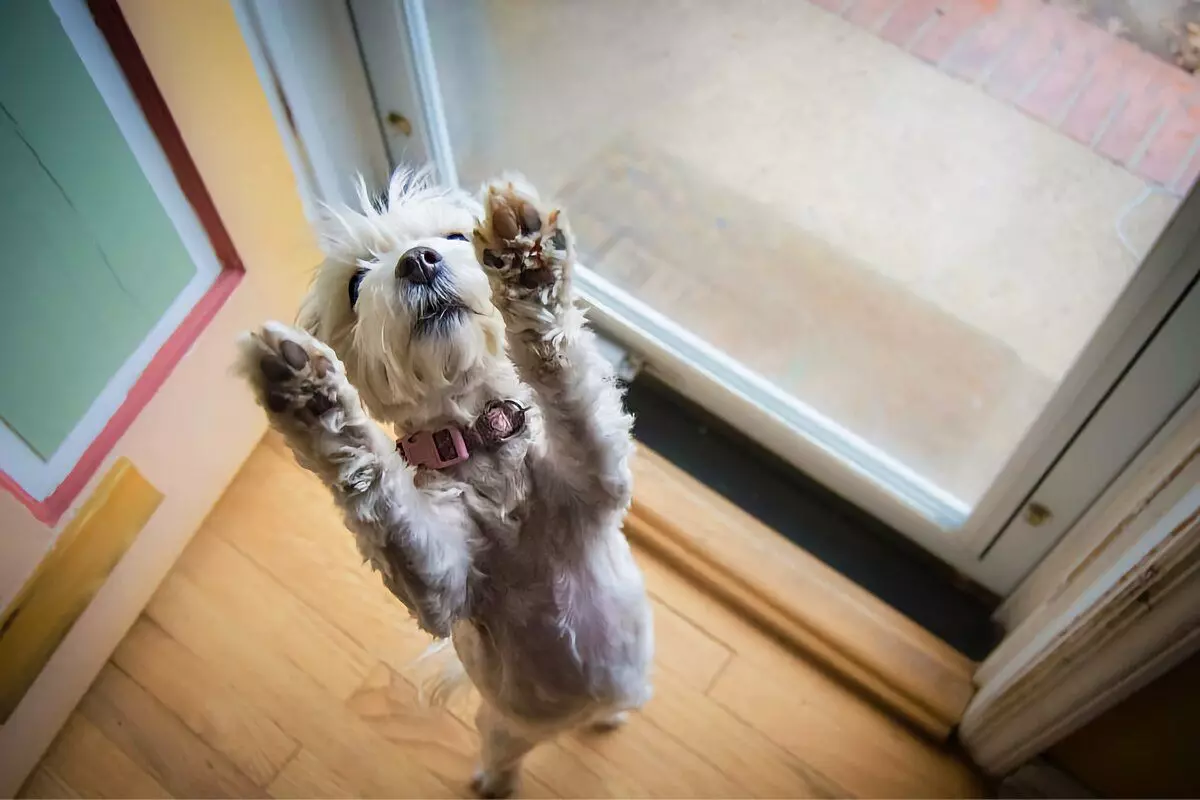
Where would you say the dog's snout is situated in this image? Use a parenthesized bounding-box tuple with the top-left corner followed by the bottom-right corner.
(397, 246, 443, 284)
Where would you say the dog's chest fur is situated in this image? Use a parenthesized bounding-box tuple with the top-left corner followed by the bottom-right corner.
(417, 421, 646, 717)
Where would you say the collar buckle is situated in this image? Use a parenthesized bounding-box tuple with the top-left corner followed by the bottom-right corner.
(398, 426, 470, 469)
(397, 398, 527, 470)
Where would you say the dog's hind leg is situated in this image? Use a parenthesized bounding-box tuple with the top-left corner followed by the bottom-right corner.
(472, 703, 539, 799)
(474, 177, 634, 510)
(236, 321, 473, 638)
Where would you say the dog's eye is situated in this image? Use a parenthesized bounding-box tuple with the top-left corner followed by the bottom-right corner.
(444, 232, 469, 242)
(348, 268, 367, 308)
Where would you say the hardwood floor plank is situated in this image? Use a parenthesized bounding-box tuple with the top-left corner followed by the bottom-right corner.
(347, 664, 557, 798)
(643, 547, 980, 796)
(639, 545, 853, 677)
(170, 532, 375, 701)
(520, 740, 642, 799)
(266, 749, 369, 799)
(31, 438, 981, 799)
(560, 712, 747, 798)
(648, 597, 732, 692)
(538, 731, 656, 798)
(111, 617, 298, 787)
(77, 664, 263, 798)
(422, 686, 638, 799)
(19, 767, 79, 799)
(642, 673, 846, 798)
(145, 569, 454, 798)
(636, 545, 775, 659)
(211, 442, 432, 677)
(710, 652, 981, 798)
(38, 715, 169, 799)
(346, 663, 484, 797)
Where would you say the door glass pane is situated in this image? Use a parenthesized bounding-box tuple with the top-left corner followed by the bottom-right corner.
(422, 0, 1194, 512)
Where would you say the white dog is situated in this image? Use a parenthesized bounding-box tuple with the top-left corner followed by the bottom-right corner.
(236, 168, 653, 797)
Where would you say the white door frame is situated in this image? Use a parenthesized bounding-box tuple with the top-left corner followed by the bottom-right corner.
(974, 271, 1200, 590)
(239, 0, 1200, 596)
(960, 387, 1200, 774)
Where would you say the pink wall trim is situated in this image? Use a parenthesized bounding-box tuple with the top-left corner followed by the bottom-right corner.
(0, 266, 244, 526)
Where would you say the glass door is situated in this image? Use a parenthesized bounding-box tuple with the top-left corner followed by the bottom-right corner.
(349, 0, 1200, 594)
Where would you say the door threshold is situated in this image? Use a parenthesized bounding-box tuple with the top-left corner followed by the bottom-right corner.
(628, 444, 977, 740)
(623, 376, 1003, 738)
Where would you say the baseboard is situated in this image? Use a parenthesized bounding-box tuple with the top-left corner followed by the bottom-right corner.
(0, 460, 163, 724)
(627, 447, 976, 740)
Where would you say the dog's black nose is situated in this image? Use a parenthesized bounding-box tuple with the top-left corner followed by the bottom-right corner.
(397, 246, 443, 284)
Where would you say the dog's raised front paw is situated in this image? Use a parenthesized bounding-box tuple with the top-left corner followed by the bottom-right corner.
(236, 321, 351, 424)
(473, 177, 571, 301)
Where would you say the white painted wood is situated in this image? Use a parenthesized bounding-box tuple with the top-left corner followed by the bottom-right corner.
(997, 388, 1200, 632)
(347, 0, 433, 171)
(399, 0, 458, 188)
(0, 0, 221, 501)
(967, 568, 1200, 774)
(240, 0, 390, 209)
(974, 276, 1200, 591)
(961, 437, 1200, 773)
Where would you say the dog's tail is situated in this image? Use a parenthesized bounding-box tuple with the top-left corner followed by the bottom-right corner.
(412, 639, 473, 708)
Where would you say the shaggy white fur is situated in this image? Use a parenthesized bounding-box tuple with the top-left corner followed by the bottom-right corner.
(236, 168, 653, 798)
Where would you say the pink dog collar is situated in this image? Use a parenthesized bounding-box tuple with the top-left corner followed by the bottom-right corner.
(398, 426, 471, 469)
(397, 400, 526, 470)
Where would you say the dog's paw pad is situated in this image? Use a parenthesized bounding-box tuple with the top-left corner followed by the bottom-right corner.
(279, 339, 309, 370)
(259, 354, 292, 383)
(490, 202, 520, 241)
(519, 267, 556, 288)
(474, 178, 570, 297)
(239, 323, 345, 422)
(548, 228, 567, 251)
(518, 200, 540, 235)
(486, 192, 541, 242)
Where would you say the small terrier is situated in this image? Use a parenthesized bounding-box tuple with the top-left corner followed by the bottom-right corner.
(237, 168, 653, 797)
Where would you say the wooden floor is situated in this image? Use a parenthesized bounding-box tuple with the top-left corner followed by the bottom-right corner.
(23, 437, 982, 799)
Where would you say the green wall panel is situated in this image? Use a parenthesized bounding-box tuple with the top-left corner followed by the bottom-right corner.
(0, 0, 197, 459)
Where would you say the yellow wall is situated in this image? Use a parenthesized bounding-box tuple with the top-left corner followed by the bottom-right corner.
(0, 1, 320, 790)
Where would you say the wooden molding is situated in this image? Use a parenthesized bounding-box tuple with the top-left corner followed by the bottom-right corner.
(0, 459, 163, 723)
(626, 447, 976, 739)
